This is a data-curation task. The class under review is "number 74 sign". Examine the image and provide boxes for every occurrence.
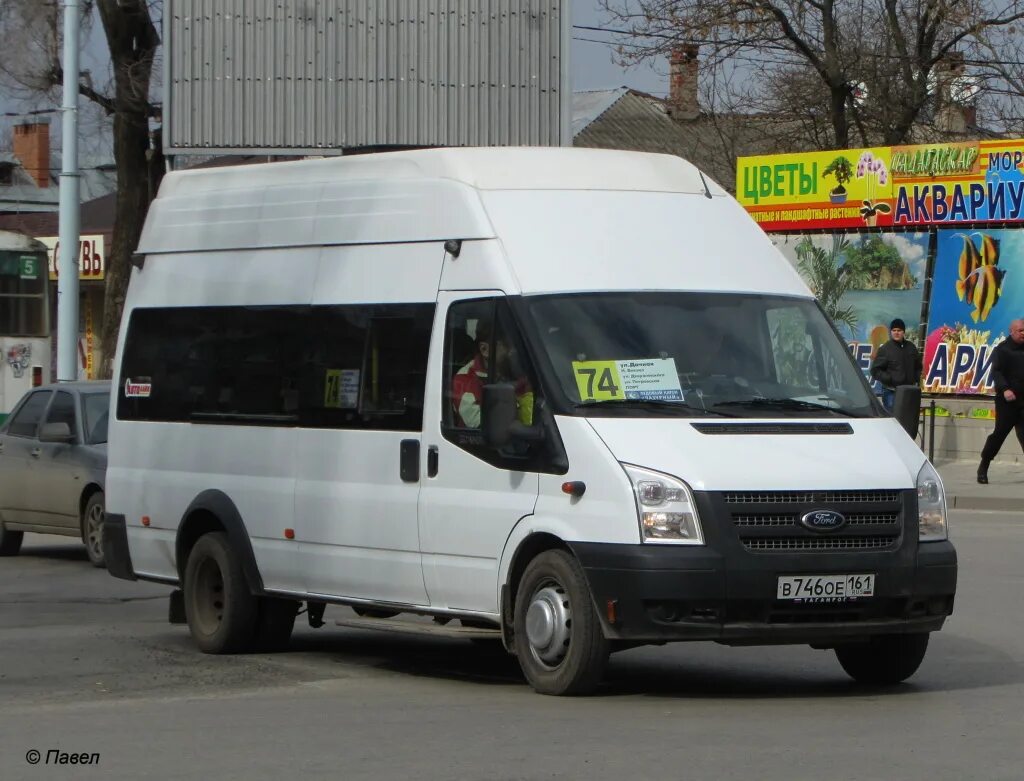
[572,358,684,402]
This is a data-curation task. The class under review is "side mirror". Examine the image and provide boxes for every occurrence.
[482,383,545,448]
[39,422,74,443]
[892,384,921,438]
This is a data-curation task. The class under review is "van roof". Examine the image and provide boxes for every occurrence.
[162,147,726,196]
[138,148,728,255]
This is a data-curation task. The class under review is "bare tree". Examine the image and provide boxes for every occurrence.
[0,0,163,377]
[600,0,1024,148]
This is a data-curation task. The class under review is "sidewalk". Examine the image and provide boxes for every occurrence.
[936,459,1024,512]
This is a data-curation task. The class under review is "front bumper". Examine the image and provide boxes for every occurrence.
[569,489,957,646]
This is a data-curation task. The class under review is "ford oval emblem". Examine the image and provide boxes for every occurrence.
[801,509,847,532]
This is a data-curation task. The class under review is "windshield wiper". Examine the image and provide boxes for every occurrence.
[712,397,862,417]
[575,399,736,417]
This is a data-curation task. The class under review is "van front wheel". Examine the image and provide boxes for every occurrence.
[835,633,929,685]
[513,550,608,696]
[183,532,257,654]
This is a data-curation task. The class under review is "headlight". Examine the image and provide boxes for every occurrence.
[917,461,948,542]
[622,464,704,545]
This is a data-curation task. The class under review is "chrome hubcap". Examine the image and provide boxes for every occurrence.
[525,584,571,667]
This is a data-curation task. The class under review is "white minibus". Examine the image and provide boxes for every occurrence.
[104,148,956,695]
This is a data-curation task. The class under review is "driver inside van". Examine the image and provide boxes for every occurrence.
[452,321,534,428]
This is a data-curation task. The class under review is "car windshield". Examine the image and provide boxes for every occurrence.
[81,392,110,444]
[524,292,879,418]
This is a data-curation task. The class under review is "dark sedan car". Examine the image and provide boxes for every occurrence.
[0,381,110,566]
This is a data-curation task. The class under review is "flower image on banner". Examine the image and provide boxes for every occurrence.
[923,228,1024,394]
[774,233,929,380]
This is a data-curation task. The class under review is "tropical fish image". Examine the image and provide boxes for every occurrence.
[965,263,1005,323]
[976,232,1000,266]
[954,232,1004,320]
[954,233,983,302]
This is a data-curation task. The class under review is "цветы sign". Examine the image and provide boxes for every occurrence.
[737,140,1024,230]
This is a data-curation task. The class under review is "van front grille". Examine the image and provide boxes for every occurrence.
[741,536,896,552]
[716,489,907,554]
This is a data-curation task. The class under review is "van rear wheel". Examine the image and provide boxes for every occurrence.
[513,550,608,696]
[183,532,257,653]
[835,633,929,685]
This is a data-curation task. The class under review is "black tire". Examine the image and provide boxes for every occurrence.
[0,523,23,556]
[513,550,609,696]
[183,532,258,654]
[835,633,930,685]
[252,597,299,652]
[81,492,106,568]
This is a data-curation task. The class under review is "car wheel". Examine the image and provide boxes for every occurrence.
[82,492,106,568]
[835,633,930,685]
[0,523,23,556]
[252,597,299,652]
[513,550,609,696]
[183,532,258,654]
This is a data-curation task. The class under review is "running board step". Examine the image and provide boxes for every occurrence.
[335,616,501,639]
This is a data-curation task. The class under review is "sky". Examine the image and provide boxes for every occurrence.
[570,0,668,95]
[1,1,671,154]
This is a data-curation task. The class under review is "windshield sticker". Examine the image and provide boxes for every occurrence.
[324,369,360,409]
[124,378,152,398]
[572,359,683,402]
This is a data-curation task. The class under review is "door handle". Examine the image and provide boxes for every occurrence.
[399,439,420,483]
[30,448,41,458]
[427,446,439,478]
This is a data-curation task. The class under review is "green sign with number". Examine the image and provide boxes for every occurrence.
[20,255,39,279]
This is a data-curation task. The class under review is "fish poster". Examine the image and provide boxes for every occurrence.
[773,232,929,380]
[923,228,1024,394]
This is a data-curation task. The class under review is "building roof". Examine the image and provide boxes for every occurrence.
[0,192,115,239]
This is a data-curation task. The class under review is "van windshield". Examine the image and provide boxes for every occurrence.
[523,292,880,418]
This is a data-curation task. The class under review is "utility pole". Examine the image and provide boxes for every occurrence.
[57,0,80,382]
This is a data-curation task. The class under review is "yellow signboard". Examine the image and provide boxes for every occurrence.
[737,139,1024,230]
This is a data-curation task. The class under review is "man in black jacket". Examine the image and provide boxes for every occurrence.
[978,319,1024,484]
[871,319,922,412]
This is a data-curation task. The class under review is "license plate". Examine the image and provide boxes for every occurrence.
[776,574,875,602]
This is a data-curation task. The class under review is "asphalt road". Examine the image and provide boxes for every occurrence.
[1,512,1022,781]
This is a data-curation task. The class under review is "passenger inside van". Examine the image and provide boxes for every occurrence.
[451,321,534,428]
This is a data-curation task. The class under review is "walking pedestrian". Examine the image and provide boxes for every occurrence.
[978,319,1024,484]
[870,319,922,412]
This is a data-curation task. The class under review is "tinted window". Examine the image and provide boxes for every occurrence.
[6,390,52,437]
[45,391,77,437]
[118,305,434,432]
[524,292,877,418]
[442,298,548,470]
[82,393,109,444]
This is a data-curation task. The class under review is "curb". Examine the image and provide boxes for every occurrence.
[948,494,1022,512]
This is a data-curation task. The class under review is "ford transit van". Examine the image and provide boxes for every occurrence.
[104,148,956,695]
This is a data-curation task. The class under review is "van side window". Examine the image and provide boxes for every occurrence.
[118,304,434,432]
[6,390,52,437]
[442,298,544,468]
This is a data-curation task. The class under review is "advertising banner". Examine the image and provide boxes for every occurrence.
[922,228,1024,395]
[774,232,929,379]
[738,139,1024,231]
